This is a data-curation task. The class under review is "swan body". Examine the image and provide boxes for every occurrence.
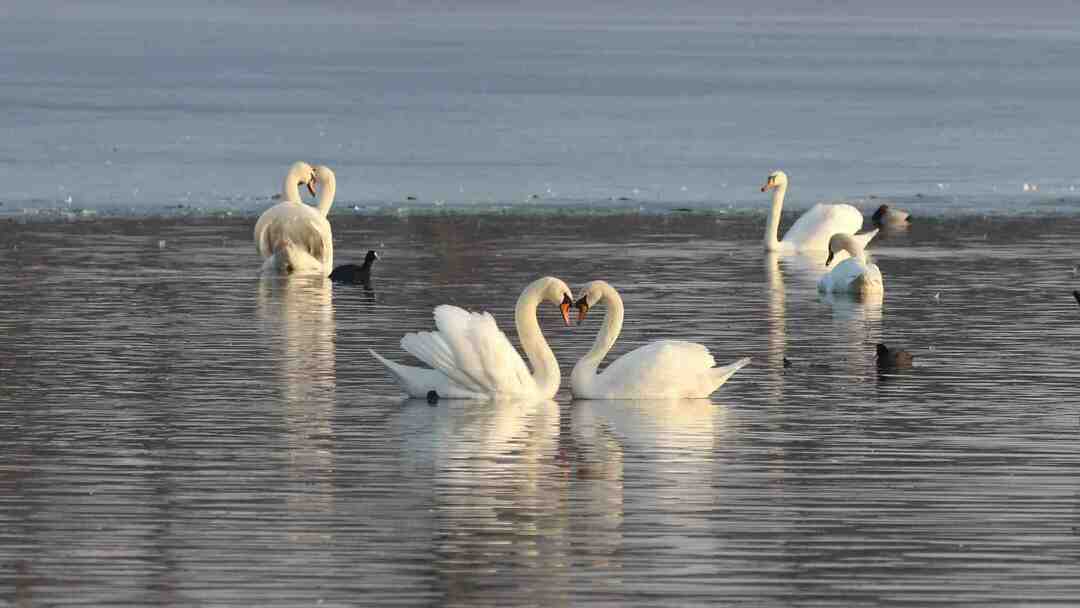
[570,281,750,399]
[260,238,326,276]
[371,277,573,400]
[761,170,877,257]
[817,233,884,296]
[254,162,335,276]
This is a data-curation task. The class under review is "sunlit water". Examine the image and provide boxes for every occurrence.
[2,211,1079,605]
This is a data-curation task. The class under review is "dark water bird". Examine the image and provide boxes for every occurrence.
[1073,290,1080,307]
[426,390,439,405]
[871,204,911,228]
[329,250,379,284]
[876,343,914,369]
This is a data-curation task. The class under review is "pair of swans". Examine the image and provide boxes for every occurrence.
[762,170,885,295]
[371,277,750,401]
[254,161,336,276]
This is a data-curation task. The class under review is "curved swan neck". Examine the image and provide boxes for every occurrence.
[571,282,624,389]
[764,183,786,250]
[837,234,865,260]
[515,280,560,397]
[282,170,304,204]
[316,172,336,217]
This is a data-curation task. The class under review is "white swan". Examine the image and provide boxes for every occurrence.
[761,170,878,257]
[570,280,750,399]
[370,276,574,400]
[254,162,334,276]
[817,233,884,296]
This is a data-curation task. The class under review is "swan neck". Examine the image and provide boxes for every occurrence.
[571,283,624,393]
[843,237,865,260]
[764,184,786,250]
[316,174,336,217]
[515,281,560,397]
[282,171,304,203]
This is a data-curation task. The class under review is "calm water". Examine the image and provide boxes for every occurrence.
[3,2,1080,211]
[2,211,1080,605]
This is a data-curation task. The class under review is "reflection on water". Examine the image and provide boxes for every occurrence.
[256,277,336,516]
[3,213,1080,605]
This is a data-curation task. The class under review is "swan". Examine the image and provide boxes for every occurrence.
[370,276,573,400]
[570,280,750,399]
[871,203,911,228]
[761,170,878,257]
[817,233,884,296]
[254,162,334,276]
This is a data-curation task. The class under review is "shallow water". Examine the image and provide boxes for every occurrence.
[2,212,1080,605]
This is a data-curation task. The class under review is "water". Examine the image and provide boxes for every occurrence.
[5,2,1080,604]
[3,2,1080,213]
[3,212,1080,605]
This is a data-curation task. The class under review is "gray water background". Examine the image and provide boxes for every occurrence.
[3,1,1080,213]
[2,212,1080,605]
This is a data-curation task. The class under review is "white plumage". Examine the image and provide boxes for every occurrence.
[255,162,335,276]
[570,280,749,400]
[371,277,573,401]
[761,170,877,261]
[817,233,885,296]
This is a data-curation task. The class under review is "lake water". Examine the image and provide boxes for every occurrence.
[2,211,1080,605]
[4,1,1080,605]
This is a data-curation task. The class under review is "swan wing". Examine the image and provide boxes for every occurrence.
[369,349,487,399]
[783,203,866,252]
[402,305,534,396]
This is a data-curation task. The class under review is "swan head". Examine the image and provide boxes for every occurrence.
[528,276,574,326]
[287,161,318,197]
[572,280,609,325]
[314,165,336,191]
[761,170,788,192]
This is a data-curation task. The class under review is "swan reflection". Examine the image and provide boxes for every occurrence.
[820,291,883,373]
[394,397,565,595]
[256,276,336,517]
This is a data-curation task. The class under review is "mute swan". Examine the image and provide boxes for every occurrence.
[817,233,884,296]
[871,204,911,228]
[370,276,573,400]
[876,343,914,369]
[570,280,750,399]
[761,170,877,256]
[329,250,378,284]
[254,162,334,276]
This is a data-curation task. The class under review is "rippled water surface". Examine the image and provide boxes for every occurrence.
[3,212,1080,606]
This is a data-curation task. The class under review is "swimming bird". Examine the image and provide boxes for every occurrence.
[1073,290,1079,307]
[876,343,914,369]
[871,204,911,228]
[570,280,749,399]
[817,234,884,296]
[254,162,334,276]
[370,277,573,400]
[760,170,878,257]
[330,250,379,284]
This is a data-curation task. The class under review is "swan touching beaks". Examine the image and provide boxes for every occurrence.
[570,280,750,399]
[255,162,335,276]
[370,277,574,401]
[817,233,884,296]
[761,170,878,258]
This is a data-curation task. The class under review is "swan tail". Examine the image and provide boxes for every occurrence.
[706,357,751,391]
[369,348,480,399]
